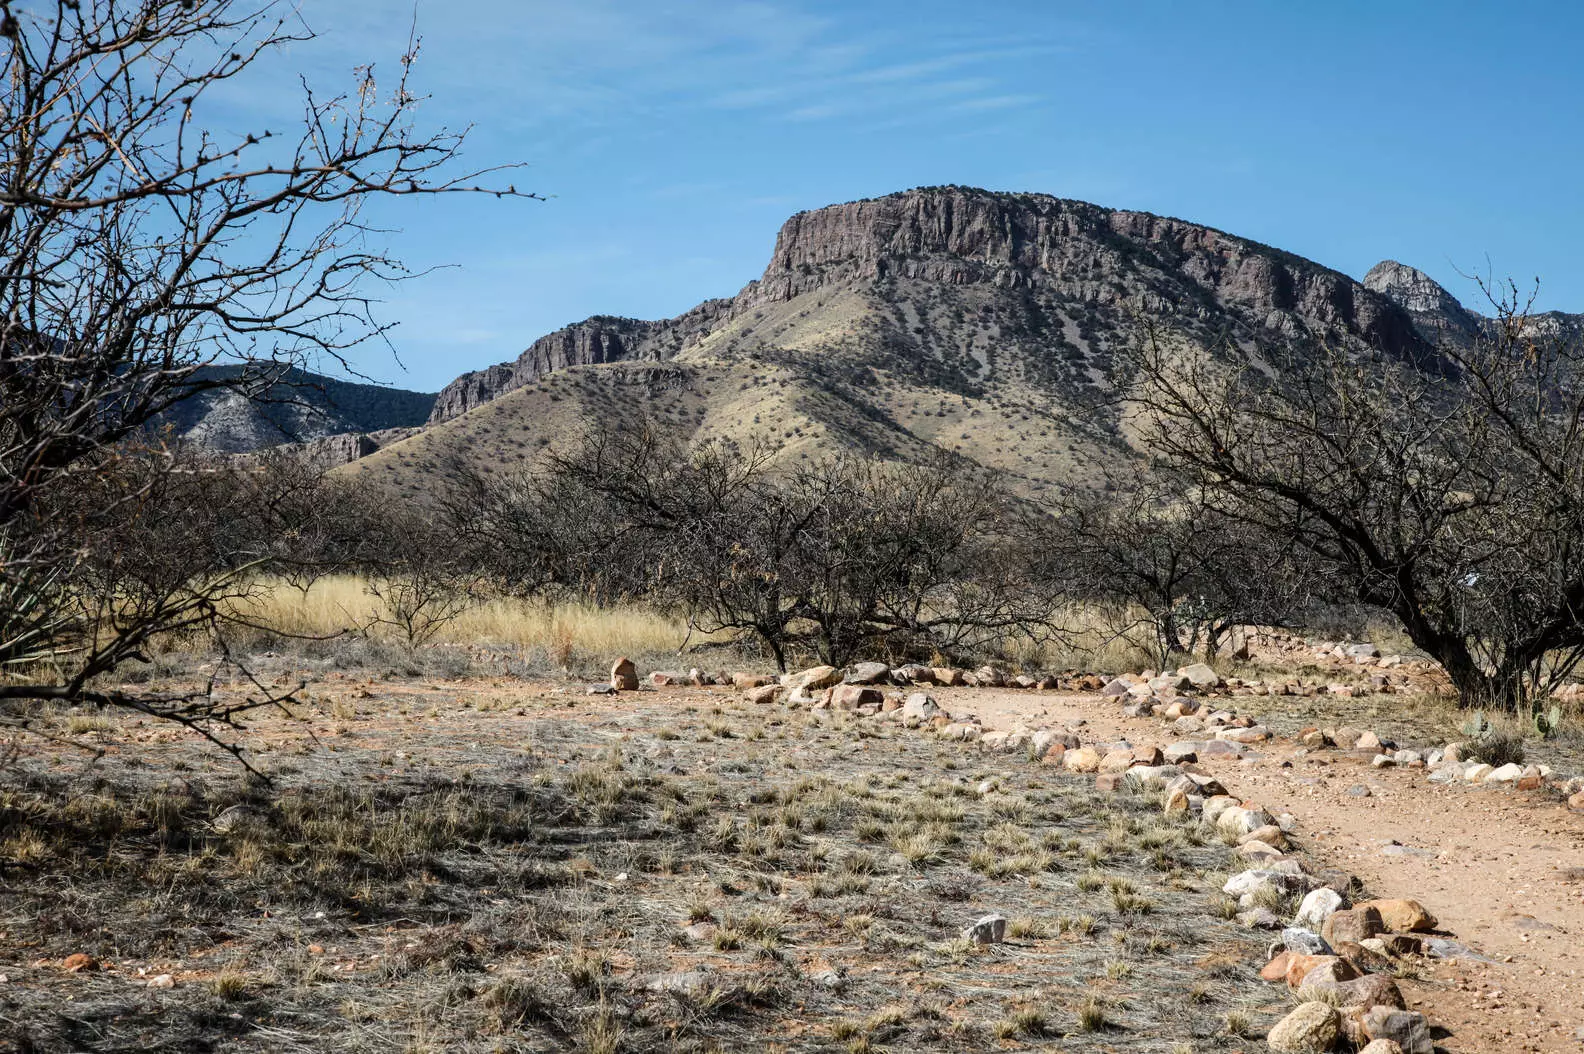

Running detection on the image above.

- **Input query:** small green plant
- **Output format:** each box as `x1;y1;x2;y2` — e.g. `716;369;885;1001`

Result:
1534;703;1563;739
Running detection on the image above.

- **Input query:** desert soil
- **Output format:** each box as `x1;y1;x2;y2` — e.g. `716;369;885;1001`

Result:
960;687;1584;1054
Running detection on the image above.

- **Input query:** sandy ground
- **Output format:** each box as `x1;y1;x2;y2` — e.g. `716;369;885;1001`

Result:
947;687;1584;1054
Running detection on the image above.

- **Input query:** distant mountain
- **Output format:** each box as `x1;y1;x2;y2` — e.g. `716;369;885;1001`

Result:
347;186;1450;498
160;365;436;454
1364;258;1584;348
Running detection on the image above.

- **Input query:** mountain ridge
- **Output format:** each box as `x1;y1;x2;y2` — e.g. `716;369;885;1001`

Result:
427;187;1434;425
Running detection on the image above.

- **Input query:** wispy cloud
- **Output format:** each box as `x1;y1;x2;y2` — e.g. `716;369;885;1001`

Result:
222;1;1064;134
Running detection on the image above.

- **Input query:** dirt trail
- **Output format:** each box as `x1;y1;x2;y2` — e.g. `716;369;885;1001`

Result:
950;688;1584;1054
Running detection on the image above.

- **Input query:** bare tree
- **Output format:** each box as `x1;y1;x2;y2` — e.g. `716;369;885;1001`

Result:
1046;467;1309;667
505;419;1061;670
0;0;530;750
1128;288;1584;713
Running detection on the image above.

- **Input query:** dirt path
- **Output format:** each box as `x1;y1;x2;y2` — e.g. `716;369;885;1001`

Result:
946;688;1584;1054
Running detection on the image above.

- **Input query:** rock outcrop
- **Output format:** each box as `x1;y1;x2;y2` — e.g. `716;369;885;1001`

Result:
427;187;1435;425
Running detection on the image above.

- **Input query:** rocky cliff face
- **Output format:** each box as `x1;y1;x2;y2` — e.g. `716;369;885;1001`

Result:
161;366;436;453
429;187;1432;424
429;303;734;422
1363;260;1483;346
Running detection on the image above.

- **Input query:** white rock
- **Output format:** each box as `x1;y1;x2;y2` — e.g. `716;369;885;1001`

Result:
1294;887;1344;928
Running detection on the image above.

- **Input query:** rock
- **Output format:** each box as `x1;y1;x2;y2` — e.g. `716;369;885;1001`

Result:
844;662;891;685
1163;741;1199;764
1284;954;1358;988
792;665;842;692
892;664;933;684
147;973;175;988
937;722;979;741
1462;762;1493;781
1266;1002;1340;1053
931;667;965;686
962;913;1007;945
1097;749;1137;774
901;692;940;727
828;684;883;711
1322;906;1384;946
1347;643;1381;659
1216;805;1273;837
1224;868;1303;898
610;657;639;692
972;665;1007;688
1095;773;1125;792
1162;788;1190;814
1177;662;1220;688
1377;934;1422;957
746;684;784;705
1237;907;1283;929
1485;762;1524;782
1356;899;1437;933
1281;927;1333;956
586;683;618;695
1569;790;1584;812
1361;1007;1431;1054
1370;753;1396;768
1359;1041;1405;1054
1100;677;1132;697
1332;726;1364;749
732;672;773;689
1357;732;1384;753
1123;765;1178;792
1238;839;1284;862
1295;888;1344;929
1260;951;1292;981
1062;746;1102;773
61;954;98;973
1333;941;1396;977
1239;824;1287;849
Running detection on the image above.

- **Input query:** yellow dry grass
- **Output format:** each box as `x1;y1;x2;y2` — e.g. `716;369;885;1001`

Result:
233;576;693;656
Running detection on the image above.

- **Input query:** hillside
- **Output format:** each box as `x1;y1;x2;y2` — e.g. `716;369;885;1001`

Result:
160;365;436;454
342;187;1577;497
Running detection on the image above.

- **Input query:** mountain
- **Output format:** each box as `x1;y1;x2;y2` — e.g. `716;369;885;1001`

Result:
1364;258;1584;349
161;366;436;454
344;186;1453;498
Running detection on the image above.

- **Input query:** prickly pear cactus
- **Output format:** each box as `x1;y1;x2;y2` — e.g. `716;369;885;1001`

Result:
1459;710;1491;738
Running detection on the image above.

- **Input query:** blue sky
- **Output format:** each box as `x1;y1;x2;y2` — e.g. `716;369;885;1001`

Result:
257;1;1584;391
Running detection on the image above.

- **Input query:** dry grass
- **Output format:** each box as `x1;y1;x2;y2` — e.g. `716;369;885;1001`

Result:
229;575;697;657
0;676;1272;1052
